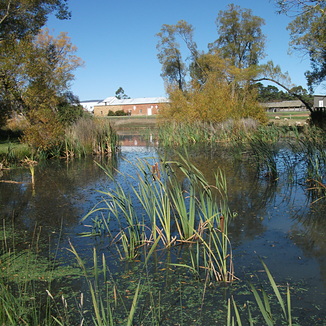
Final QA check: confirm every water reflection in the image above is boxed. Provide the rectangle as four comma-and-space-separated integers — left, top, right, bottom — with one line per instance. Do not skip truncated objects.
118, 133, 158, 147
0, 142, 325, 324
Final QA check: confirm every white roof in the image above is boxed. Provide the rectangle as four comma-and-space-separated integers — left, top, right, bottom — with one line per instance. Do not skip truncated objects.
80, 100, 103, 103
98, 97, 168, 106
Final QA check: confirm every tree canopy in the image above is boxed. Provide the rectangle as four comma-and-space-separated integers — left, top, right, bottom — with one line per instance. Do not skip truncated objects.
0, 0, 70, 41
115, 87, 130, 99
0, 29, 83, 149
276, 0, 326, 91
0, 0, 86, 151
209, 4, 266, 69
156, 4, 268, 123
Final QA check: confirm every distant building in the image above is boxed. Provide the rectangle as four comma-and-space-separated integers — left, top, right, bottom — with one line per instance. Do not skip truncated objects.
314, 95, 326, 108
93, 97, 169, 116
80, 100, 103, 113
261, 100, 307, 112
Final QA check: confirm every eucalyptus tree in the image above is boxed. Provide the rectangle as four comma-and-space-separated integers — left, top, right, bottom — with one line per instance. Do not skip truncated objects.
115, 87, 130, 99
209, 3, 266, 69
156, 24, 186, 91
275, 0, 326, 91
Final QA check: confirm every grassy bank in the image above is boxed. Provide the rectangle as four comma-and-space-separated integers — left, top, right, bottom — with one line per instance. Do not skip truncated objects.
266, 111, 310, 126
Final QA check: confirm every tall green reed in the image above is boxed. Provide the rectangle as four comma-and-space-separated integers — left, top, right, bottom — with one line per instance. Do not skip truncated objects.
64, 117, 118, 158
68, 228, 162, 326
82, 153, 236, 282
227, 261, 293, 326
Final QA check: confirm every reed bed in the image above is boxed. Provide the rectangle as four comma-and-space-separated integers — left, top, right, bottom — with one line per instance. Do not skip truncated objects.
0, 153, 298, 325
82, 153, 236, 283
64, 242, 294, 325
64, 117, 119, 158
157, 122, 326, 200
157, 119, 260, 147
0, 116, 119, 167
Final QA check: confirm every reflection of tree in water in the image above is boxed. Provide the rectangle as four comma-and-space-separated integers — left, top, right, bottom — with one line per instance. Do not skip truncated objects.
0, 156, 118, 235
167, 149, 279, 243
228, 177, 278, 244
289, 198, 326, 288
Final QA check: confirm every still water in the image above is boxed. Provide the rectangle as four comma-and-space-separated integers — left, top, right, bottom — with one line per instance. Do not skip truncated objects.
0, 139, 325, 324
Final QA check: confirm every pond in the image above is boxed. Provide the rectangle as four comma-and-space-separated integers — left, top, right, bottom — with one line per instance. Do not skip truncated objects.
0, 137, 325, 325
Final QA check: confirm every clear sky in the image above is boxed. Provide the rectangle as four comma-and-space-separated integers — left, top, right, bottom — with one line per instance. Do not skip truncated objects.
45, 0, 319, 101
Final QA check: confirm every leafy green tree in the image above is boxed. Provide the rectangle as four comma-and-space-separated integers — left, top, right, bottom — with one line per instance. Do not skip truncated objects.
209, 3, 266, 69
256, 83, 282, 102
256, 83, 312, 104
0, 0, 72, 134
156, 23, 188, 91
0, 0, 70, 41
0, 30, 82, 115
276, 0, 326, 91
57, 92, 84, 126
115, 87, 130, 99
0, 29, 83, 150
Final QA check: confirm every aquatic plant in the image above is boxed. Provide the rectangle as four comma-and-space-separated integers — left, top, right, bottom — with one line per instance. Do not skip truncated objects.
81, 153, 236, 283
65, 240, 294, 326
64, 116, 119, 158
0, 222, 80, 325
157, 119, 260, 147
227, 261, 293, 326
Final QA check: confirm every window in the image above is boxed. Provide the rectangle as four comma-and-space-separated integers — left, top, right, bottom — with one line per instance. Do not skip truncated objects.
139, 109, 142, 113
319, 100, 324, 107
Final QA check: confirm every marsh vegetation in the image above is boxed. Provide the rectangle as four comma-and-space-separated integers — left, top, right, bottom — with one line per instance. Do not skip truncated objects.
0, 122, 325, 325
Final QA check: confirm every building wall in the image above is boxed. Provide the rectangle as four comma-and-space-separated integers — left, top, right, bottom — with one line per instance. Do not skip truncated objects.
261, 100, 307, 112
314, 95, 326, 108
94, 102, 164, 116
80, 100, 102, 113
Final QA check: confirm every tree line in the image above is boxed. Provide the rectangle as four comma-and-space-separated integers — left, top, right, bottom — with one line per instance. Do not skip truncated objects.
0, 0, 325, 149
156, 1, 325, 123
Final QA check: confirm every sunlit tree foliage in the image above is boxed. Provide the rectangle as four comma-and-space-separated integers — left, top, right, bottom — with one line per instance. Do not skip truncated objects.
276, 0, 326, 91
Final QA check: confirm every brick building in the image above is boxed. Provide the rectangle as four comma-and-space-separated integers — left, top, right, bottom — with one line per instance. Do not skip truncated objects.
93, 97, 169, 116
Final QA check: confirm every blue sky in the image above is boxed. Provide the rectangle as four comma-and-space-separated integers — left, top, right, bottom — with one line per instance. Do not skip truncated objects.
46, 0, 317, 101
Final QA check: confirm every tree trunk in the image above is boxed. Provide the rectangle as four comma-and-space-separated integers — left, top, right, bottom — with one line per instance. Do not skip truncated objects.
253, 77, 326, 129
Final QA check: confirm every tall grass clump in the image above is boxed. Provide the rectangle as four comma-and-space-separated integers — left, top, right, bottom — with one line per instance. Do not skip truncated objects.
67, 241, 163, 326
82, 153, 236, 283
299, 126, 326, 181
64, 116, 118, 158
157, 119, 259, 147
